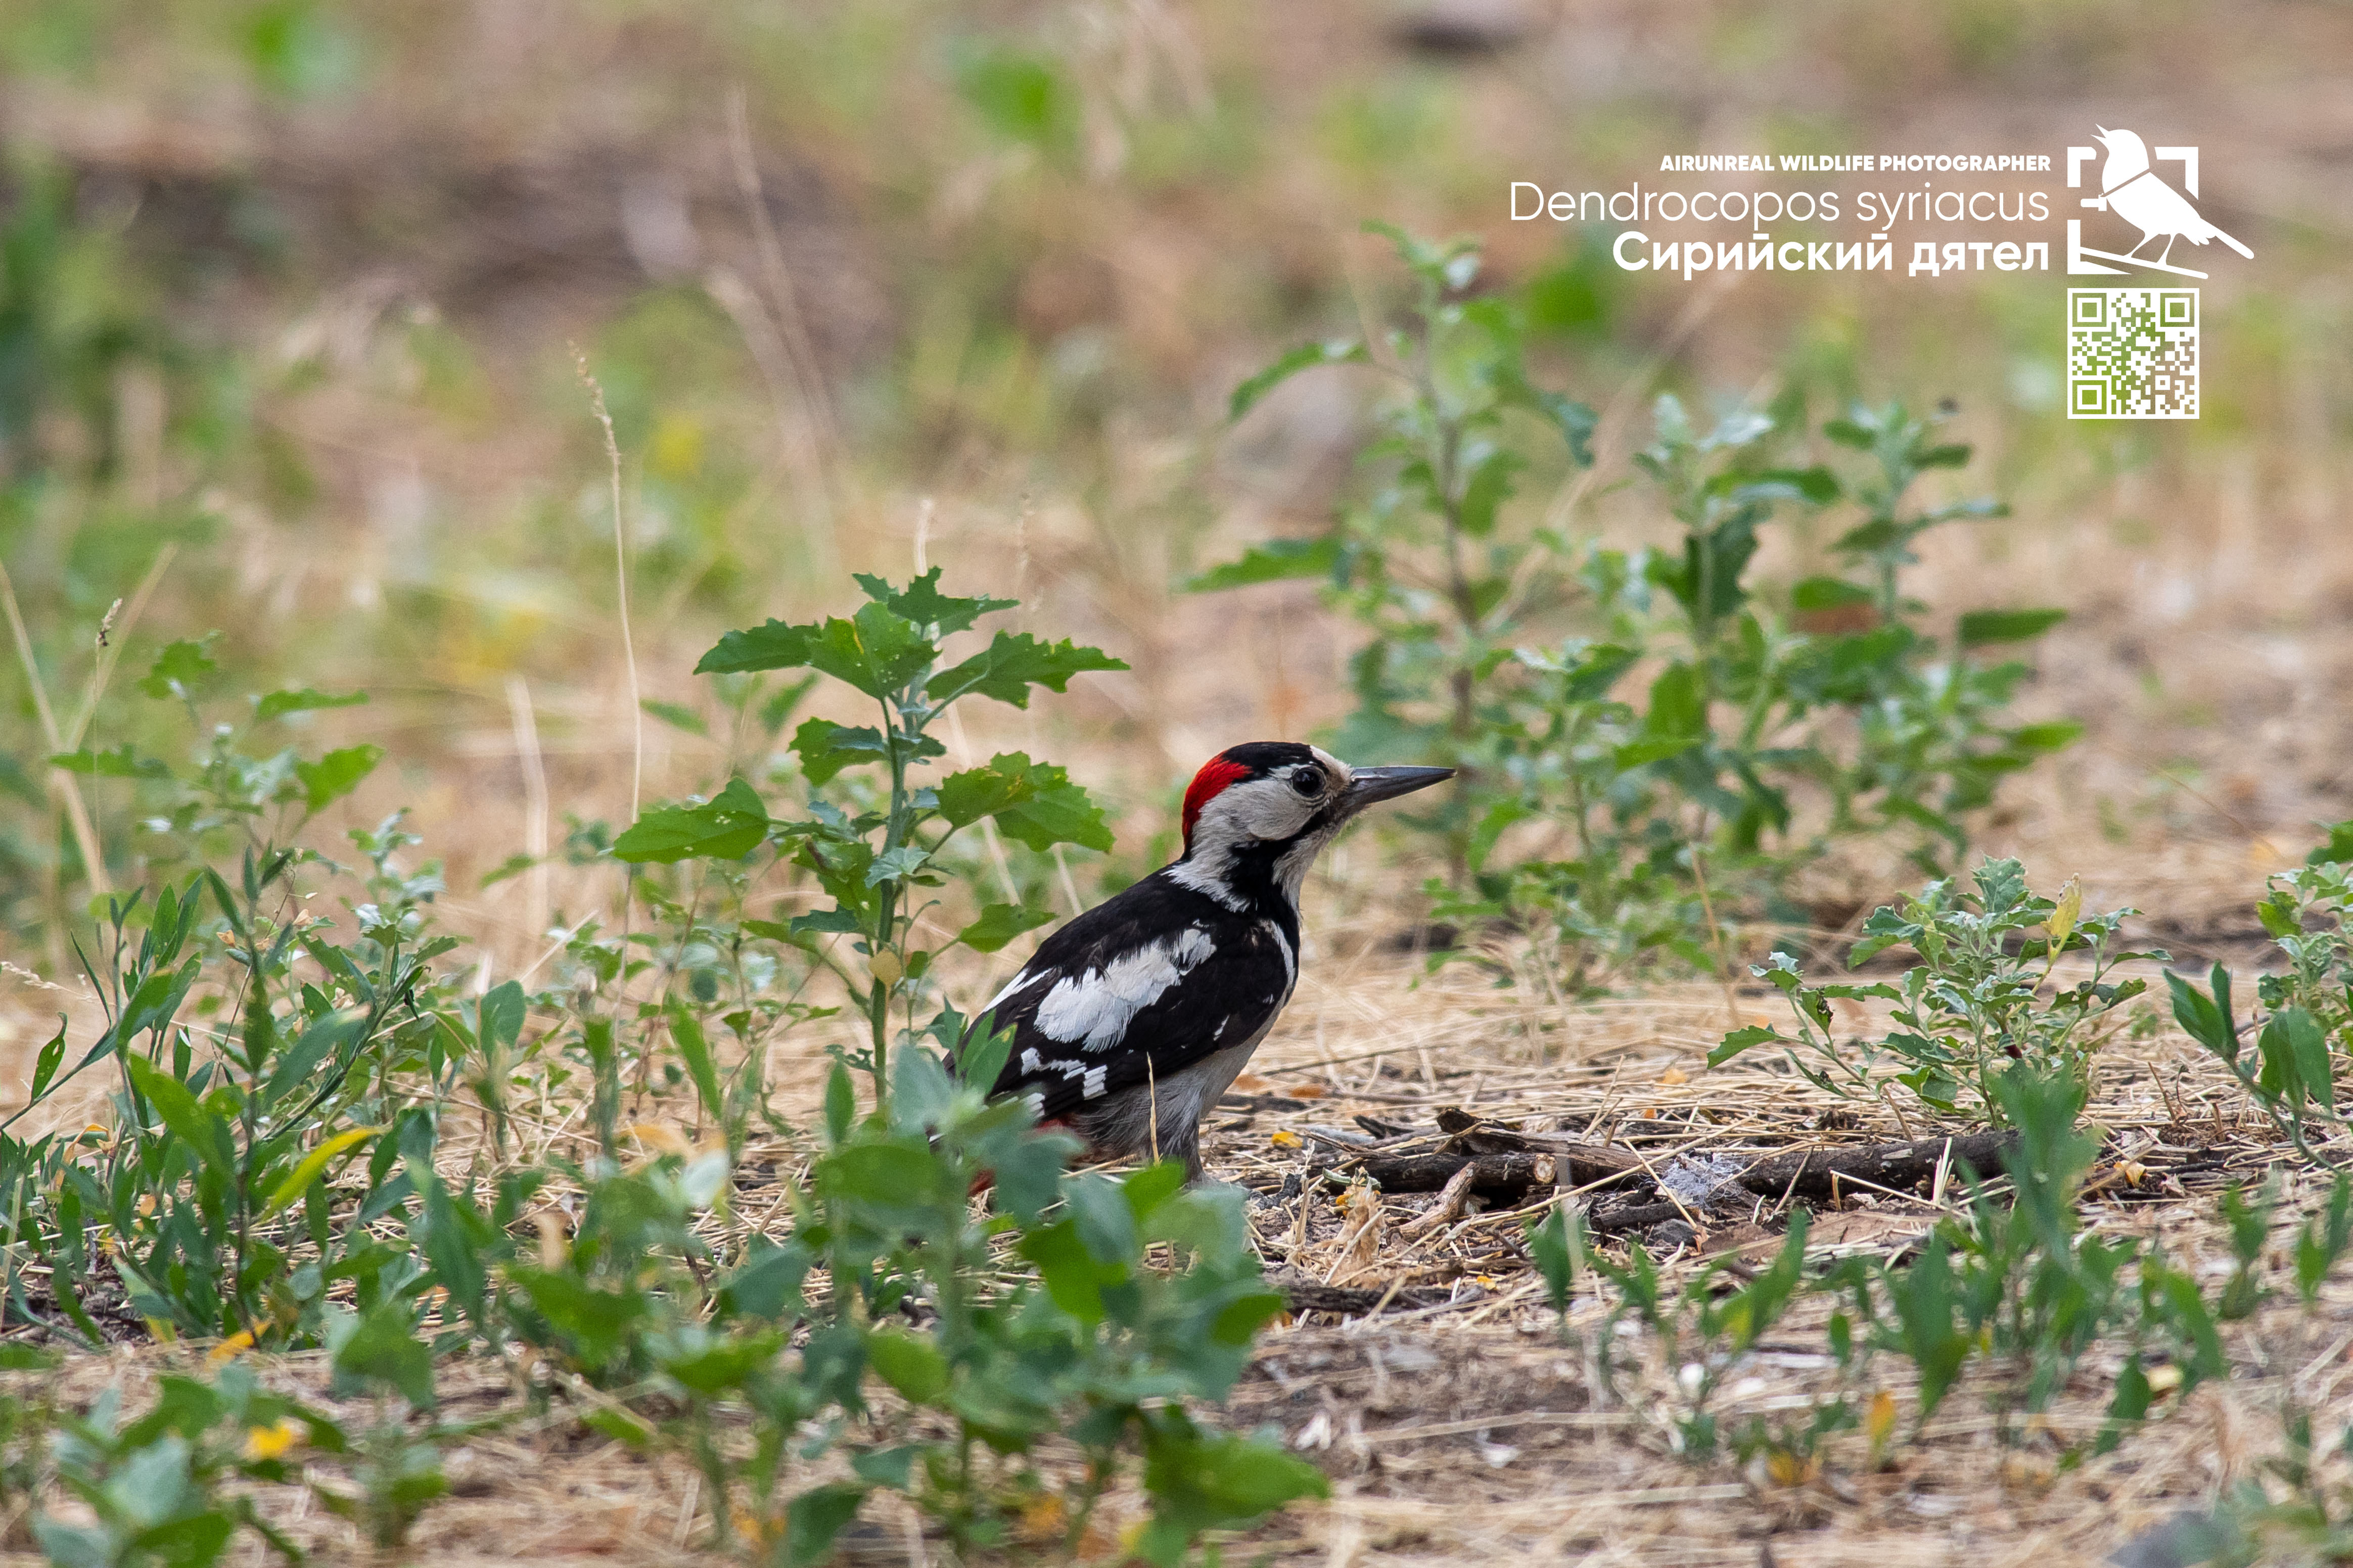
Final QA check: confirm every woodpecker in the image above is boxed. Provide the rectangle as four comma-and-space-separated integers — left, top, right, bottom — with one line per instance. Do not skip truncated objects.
959, 742, 1452, 1180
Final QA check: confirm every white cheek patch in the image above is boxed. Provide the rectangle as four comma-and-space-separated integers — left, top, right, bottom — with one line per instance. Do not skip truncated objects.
1034, 926, 1217, 1052
1225, 778, 1320, 840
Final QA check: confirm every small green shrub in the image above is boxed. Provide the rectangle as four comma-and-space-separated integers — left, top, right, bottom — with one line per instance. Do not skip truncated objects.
2169, 821, 2353, 1163
1197, 225, 2077, 990
35, 1366, 330, 1567
616, 567, 1125, 1109
1711, 857, 2157, 1120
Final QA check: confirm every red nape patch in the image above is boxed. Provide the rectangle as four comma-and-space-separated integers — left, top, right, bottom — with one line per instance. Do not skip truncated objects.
1181, 754, 1253, 845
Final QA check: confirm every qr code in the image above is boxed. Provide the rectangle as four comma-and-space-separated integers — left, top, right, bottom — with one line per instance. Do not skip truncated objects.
2067, 289, 2197, 419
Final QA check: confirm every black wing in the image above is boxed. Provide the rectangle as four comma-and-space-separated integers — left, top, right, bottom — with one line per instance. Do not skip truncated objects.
962, 870, 1293, 1122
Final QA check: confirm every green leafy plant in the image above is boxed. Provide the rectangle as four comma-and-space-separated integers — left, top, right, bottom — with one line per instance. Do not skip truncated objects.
35, 1367, 333, 1567
2167, 821, 2353, 1164
1198, 227, 2077, 992
1712, 858, 2159, 1119
1587, 1213, 1814, 1458
616, 568, 1124, 1108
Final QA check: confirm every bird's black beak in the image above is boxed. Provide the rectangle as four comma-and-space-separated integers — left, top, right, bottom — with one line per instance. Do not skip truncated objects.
1337, 765, 1455, 818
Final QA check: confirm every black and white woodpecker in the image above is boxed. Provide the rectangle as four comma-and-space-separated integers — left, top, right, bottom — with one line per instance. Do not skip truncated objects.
959, 742, 1452, 1180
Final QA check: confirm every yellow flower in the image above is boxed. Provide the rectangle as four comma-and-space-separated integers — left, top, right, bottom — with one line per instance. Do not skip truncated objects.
627, 1122, 689, 1156
1268, 1130, 1303, 1150
243, 1419, 301, 1461
1864, 1389, 1898, 1466
2045, 876, 2083, 947
206, 1329, 255, 1366
1018, 1493, 1068, 1542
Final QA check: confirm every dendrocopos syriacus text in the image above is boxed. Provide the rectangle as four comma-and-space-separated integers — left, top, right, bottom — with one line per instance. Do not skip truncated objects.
958, 742, 1451, 1179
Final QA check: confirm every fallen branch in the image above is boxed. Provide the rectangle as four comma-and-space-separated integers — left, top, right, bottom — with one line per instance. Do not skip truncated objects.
1733, 1131, 2015, 1201
1584, 1200, 1697, 1235
1353, 1152, 1558, 1200
1266, 1267, 1449, 1316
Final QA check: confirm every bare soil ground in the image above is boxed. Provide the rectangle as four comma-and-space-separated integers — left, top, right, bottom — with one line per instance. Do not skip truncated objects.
8, 891, 2341, 1566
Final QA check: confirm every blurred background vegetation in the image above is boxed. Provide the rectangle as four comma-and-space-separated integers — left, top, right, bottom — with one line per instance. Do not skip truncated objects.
2, 0, 2348, 978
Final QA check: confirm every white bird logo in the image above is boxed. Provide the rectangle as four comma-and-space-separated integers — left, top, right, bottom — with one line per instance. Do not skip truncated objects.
2085, 127, 2252, 269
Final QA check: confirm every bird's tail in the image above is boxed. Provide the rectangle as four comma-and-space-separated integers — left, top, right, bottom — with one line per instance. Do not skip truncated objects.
2214, 226, 2254, 258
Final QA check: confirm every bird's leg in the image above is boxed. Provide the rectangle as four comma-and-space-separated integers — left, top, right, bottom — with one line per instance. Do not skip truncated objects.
2157, 232, 2177, 267
2122, 232, 2154, 259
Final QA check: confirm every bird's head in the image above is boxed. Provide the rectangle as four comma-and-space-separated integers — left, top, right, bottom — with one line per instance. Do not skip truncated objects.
2094, 126, 2150, 171
1175, 742, 1452, 906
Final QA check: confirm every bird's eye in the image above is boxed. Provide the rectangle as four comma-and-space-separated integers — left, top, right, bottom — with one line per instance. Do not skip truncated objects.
1290, 766, 1325, 799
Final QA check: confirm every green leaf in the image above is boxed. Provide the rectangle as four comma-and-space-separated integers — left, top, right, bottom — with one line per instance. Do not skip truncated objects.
865, 1328, 951, 1403
936, 753, 1113, 852
1790, 576, 1874, 612
1018, 1219, 1125, 1323
640, 698, 708, 737
27, 1016, 65, 1103
329, 1303, 436, 1409
2283, 1006, 2334, 1114
263, 1125, 384, 1215
294, 744, 383, 811
2009, 721, 2083, 753
1182, 535, 1341, 593
612, 778, 771, 863
794, 604, 938, 699
1957, 607, 2067, 647
1759, 465, 1840, 504
2166, 970, 2238, 1063
47, 744, 169, 779
852, 567, 1014, 636
783, 1483, 868, 1568
1456, 448, 1524, 538
863, 845, 932, 887
1526, 1206, 1576, 1317
929, 632, 1126, 709
1706, 1024, 1782, 1068
716, 1240, 811, 1321
255, 687, 367, 723
788, 720, 881, 787
955, 45, 1076, 152
124, 1055, 234, 1177
1137, 1416, 1329, 1562
955, 902, 1055, 954
670, 1007, 726, 1127
695, 618, 817, 676
480, 981, 525, 1053
824, 1062, 855, 1146
136, 636, 219, 700
1229, 338, 1367, 420
478, 852, 538, 889
1643, 661, 1708, 742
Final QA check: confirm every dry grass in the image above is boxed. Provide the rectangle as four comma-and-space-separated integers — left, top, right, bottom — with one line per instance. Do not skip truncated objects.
9, 893, 2347, 1564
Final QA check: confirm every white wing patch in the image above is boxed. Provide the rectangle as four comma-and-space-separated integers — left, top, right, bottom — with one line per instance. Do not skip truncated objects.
1261, 919, 1296, 989
985, 968, 1051, 1014
1034, 926, 1216, 1052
